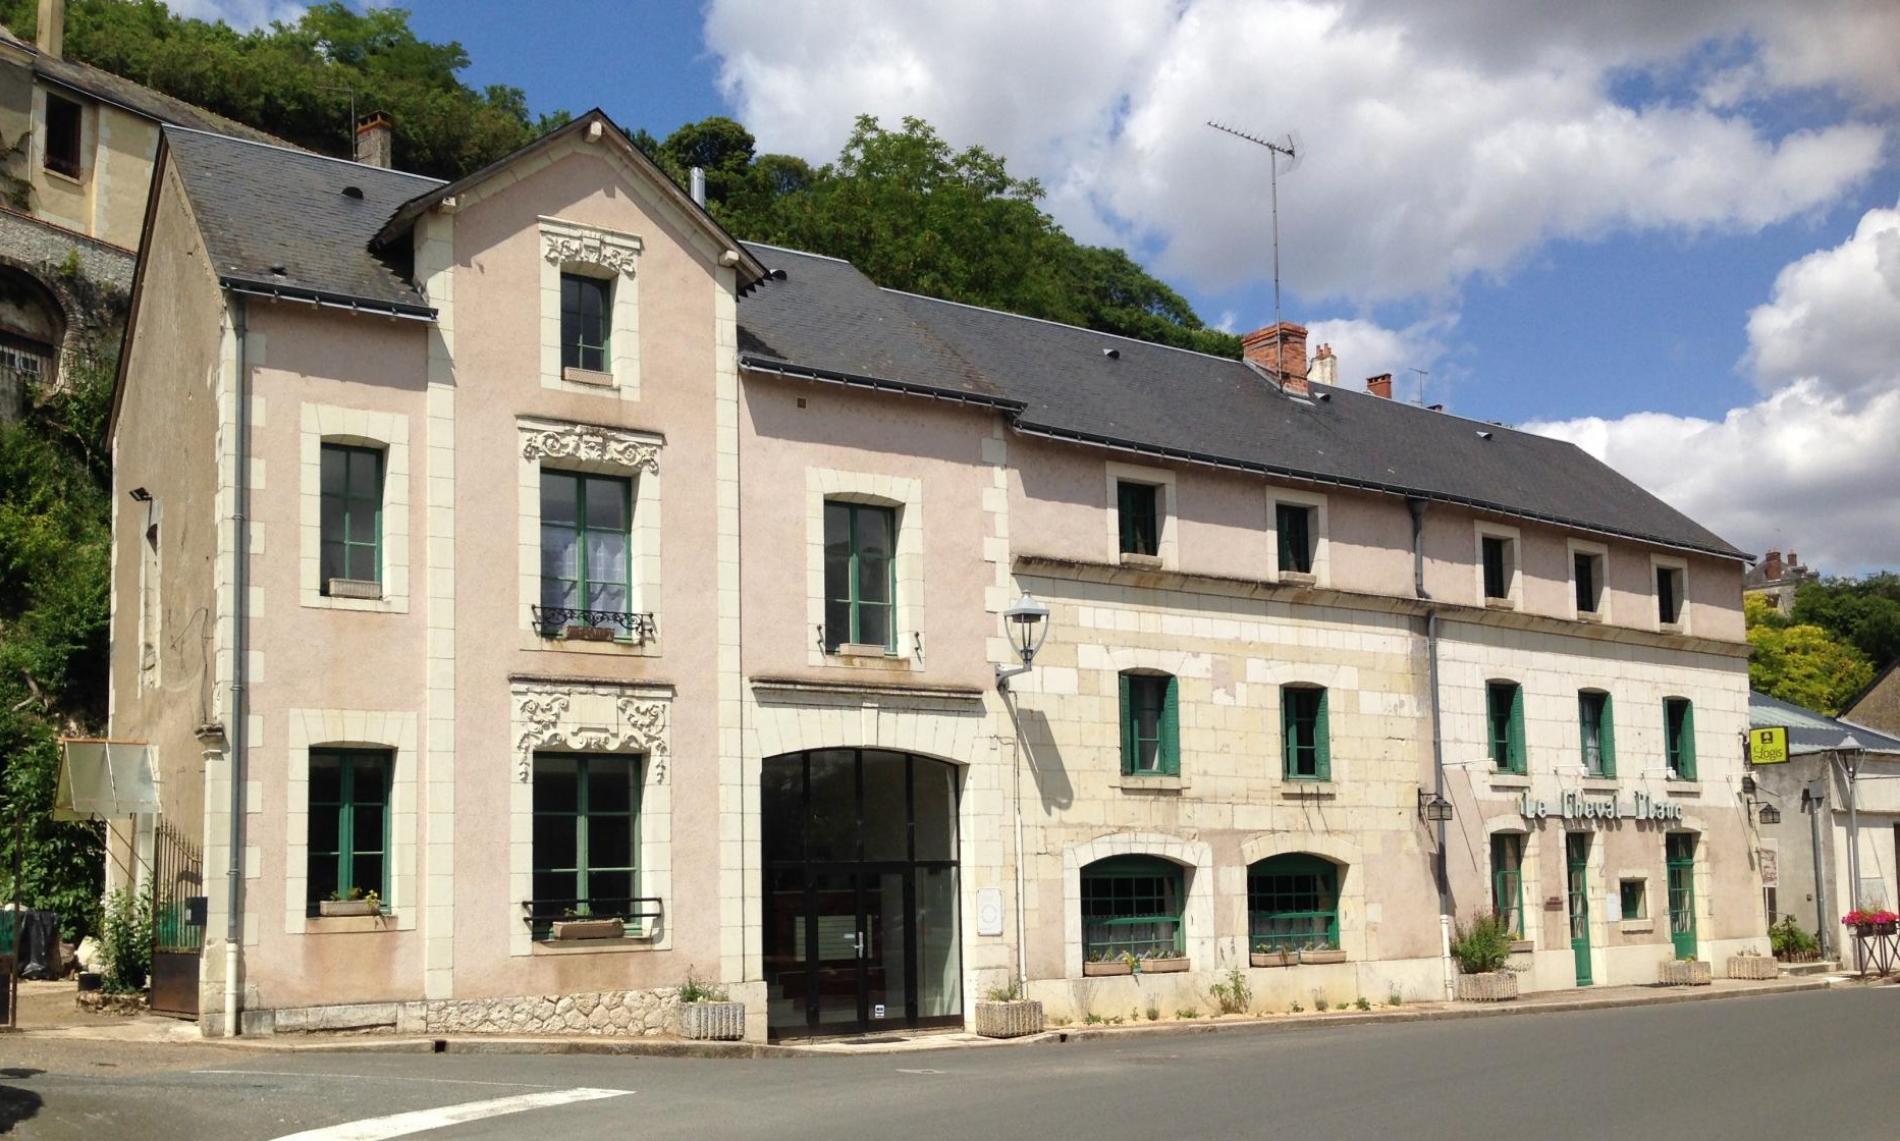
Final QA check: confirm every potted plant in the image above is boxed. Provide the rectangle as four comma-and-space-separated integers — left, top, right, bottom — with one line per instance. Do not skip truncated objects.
318, 887, 382, 918
1298, 940, 1347, 965
1451, 913, 1518, 1001
1726, 948, 1778, 980
551, 907, 625, 941
1659, 952, 1712, 986
1083, 950, 1136, 976
1137, 946, 1190, 973
1769, 916, 1821, 962
1842, 908, 1900, 937
973, 976, 1045, 1038
1250, 943, 1296, 968
675, 967, 745, 1040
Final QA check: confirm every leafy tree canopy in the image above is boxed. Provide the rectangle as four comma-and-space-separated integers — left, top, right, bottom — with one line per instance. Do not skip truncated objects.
1746, 594, 1875, 715
1790, 575, 1900, 671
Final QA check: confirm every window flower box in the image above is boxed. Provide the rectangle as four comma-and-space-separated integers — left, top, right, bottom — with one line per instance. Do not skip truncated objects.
1842, 908, 1899, 937
317, 899, 380, 918
1658, 959, 1712, 986
551, 917, 624, 942
1138, 955, 1190, 973
678, 1000, 745, 1041
1456, 971, 1518, 1002
1083, 959, 1133, 977
1726, 954, 1778, 981
1298, 948, 1346, 965
563, 625, 616, 642
1250, 948, 1296, 969
973, 999, 1045, 1038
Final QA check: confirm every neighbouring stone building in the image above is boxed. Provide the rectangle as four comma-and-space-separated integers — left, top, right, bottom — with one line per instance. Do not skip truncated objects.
98, 107, 1765, 1042
1842, 662, 1900, 741
1741, 547, 1818, 616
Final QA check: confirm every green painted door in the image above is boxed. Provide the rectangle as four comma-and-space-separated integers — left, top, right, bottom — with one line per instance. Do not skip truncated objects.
1667, 833, 1698, 959
1567, 833, 1593, 986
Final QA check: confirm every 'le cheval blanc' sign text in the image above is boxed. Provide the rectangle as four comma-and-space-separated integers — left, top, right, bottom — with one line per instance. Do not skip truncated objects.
1518, 789, 1683, 822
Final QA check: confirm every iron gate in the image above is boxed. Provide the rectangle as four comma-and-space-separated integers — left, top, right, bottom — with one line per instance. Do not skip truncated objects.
150, 820, 204, 1017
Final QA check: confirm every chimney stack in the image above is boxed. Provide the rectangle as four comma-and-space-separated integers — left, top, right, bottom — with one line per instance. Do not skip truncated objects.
354, 112, 393, 169
1241, 321, 1309, 396
690, 166, 707, 206
37, 0, 64, 58
1787, 550, 1799, 572
1762, 549, 1783, 581
1309, 343, 1337, 386
1365, 373, 1392, 399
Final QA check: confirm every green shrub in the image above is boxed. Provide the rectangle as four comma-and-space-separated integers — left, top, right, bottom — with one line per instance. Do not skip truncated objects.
677, 965, 728, 1004
1769, 916, 1820, 959
99, 888, 151, 993
1313, 995, 1329, 1012
983, 976, 1024, 1002
1208, 966, 1251, 1014
1450, 912, 1514, 974
1354, 996, 1371, 1011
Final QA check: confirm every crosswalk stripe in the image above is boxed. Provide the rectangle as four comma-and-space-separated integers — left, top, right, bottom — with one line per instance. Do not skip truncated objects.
267, 1087, 632, 1141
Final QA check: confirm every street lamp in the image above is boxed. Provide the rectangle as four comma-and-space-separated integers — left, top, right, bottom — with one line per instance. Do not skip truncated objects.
995, 593, 1051, 687
1417, 789, 1454, 823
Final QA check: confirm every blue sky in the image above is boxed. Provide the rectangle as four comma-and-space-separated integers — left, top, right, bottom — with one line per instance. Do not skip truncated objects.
219, 0, 1900, 568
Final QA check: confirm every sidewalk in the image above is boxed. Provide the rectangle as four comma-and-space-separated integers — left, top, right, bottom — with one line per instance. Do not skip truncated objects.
4, 973, 1857, 1058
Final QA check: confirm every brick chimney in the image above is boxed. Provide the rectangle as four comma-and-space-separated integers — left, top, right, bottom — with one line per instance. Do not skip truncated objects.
355, 112, 393, 168
37, 0, 64, 58
1761, 549, 1783, 581
1309, 343, 1337, 386
1365, 373, 1392, 399
1786, 550, 1800, 573
1241, 321, 1308, 396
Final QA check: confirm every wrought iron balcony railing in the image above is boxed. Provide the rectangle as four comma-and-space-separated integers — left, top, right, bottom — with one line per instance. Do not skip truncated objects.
519, 896, 664, 940
530, 605, 656, 643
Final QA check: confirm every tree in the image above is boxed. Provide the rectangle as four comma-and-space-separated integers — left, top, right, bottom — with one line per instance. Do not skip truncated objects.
1746, 595, 1875, 715
1791, 576, 1900, 671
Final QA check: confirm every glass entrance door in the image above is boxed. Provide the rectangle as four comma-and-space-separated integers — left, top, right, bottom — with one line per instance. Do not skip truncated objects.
1567, 832, 1593, 987
1667, 833, 1698, 959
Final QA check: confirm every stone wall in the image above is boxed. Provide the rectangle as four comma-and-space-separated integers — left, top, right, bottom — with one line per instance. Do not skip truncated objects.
421, 987, 680, 1036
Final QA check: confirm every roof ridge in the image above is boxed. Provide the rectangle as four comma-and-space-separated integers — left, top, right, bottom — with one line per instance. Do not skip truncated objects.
743, 240, 854, 266
163, 123, 446, 185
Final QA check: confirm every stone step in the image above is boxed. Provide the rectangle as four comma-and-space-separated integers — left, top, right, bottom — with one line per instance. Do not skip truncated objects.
1778, 960, 1838, 976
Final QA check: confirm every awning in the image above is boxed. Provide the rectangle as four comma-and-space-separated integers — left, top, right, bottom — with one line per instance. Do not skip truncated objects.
55, 738, 159, 820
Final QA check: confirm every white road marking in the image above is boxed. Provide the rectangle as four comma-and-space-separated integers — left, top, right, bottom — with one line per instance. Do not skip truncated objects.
193, 1069, 555, 1089
266, 1087, 632, 1141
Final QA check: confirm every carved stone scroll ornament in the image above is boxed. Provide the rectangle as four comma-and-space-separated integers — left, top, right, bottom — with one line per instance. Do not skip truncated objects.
543, 230, 640, 277
515, 687, 670, 783
520, 424, 660, 473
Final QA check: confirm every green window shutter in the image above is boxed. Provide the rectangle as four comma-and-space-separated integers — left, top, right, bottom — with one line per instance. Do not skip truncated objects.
1600, 694, 1616, 777
1680, 701, 1697, 779
1314, 688, 1331, 780
1281, 692, 1296, 778
1119, 673, 1135, 776
1508, 684, 1526, 774
1160, 676, 1181, 776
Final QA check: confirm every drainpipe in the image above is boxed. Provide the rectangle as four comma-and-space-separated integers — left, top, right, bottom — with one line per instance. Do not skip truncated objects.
998, 683, 1030, 989
1410, 498, 1453, 999
1805, 776, 1830, 960
224, 295, 251, 1038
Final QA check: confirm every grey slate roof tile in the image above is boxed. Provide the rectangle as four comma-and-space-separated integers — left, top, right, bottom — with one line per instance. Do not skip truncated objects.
1750, 691, 1900, 755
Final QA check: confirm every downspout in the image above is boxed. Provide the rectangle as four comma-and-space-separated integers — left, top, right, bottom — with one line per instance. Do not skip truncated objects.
1410, 498, 1453, 999
224, 295, 250, 1038
997, 677, 1030, 990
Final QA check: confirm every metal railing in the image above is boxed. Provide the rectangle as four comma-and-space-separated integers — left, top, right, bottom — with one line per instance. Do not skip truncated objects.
519, 896, 664, 940
529, 605, 656, 643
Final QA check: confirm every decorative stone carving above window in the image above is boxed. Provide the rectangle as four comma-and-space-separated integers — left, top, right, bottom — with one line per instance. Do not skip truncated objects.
520, 422, 660, 473
512, 683, 671, 784
541, 219, 642, 277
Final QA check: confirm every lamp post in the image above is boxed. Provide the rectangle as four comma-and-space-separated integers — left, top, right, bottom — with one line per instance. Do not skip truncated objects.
995, 593, 1050, 992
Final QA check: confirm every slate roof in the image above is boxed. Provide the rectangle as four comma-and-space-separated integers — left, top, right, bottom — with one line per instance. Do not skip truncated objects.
738, 244, 1746, 560
163, 126, 442, 316
1749, 691, 1900, 756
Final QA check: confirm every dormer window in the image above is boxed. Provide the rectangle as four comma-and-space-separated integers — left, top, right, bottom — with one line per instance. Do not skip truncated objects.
560, 272, 612, 373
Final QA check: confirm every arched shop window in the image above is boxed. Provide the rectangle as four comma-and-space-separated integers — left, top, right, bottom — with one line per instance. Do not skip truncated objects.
1081, 856, 1185, 965
1247, 854, 1340, 954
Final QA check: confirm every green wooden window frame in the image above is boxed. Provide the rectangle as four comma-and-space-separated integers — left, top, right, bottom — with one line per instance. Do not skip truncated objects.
1491, 833, 1525, 937
1574, 550, 1601, 613
1482, 535, 1511, 599
1487, 681, 1526, 774
531, 753, 642, 936
320, 443, 383, 588
1578, 689, 1615, 777
1282, 685, 1330, 780
560, 272, 612, 372
1117, 480, 1159, 556
307, 748, 391, 913
1276, 502, 1314, 575
1080, 856, 1183, 961
823, 501, 897, 651
1247, 854, 1340, 952
540, 470, 633, 619
1656, 565, 1683, 625
1666, 832, 1697, 956
1664, 697, 1697, 780
1619, 878, 1647, 920
1119, 672, 1179, 776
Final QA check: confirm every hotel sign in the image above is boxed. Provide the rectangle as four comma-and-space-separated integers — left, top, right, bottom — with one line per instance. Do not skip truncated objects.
1749, 726, 1790, 765
1518, 789, 1683, 822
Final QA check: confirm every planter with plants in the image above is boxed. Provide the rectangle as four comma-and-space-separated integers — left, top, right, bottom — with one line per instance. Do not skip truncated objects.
318, 887, 382, 918
1769, 916, 1822, 962
1726, 950, 1778, 980
551, 911, 626, 941
1450, 913, 1518, 1002
1298, 943, 1346, 965
1250, 945, 1297, 968
1083, 951, 1135, 976
973, 977, 1045, 1038
1658, 955, 1712, 986
1842, 908, 1899, 937
1137, 948, 1190, 973
676, 968, 745, 1040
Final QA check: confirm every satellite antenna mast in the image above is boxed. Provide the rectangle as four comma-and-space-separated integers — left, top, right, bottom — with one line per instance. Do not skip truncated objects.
1208, 121, 1302, 338
1407, 367, 1430, 405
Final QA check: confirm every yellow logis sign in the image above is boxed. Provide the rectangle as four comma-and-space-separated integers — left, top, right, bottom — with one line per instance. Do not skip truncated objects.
1749, 726, 1790, 765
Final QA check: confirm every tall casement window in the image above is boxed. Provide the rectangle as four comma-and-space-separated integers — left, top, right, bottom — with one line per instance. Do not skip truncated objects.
530, 753, 641, 938
320, 443, 383, 592
307, 749, 391, 914
1490, 834, 1525, 937
1666, 832, 1698, 959
1080, 856, 1184, 963
1574, 549, 1604, 615
1119, 671, 1180, 776
1282, 685, 1330, 780
1247, 854, 1340, 953
1663, 697, 1697, 780
1117, 480, 1160, 557
43, 94, 82, 177
1656, 564, 1684, 625
1276, 502, 1315, 575
1481, 535, 1514, 601
1578, 689, 1616, 777
560, 272, 612, 373
823, 500, 896, 651
541, 470, 632, 619
1487, 680, 1526, 774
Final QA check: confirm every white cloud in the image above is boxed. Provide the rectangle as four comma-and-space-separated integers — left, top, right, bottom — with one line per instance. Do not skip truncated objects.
1306, 314, 1453, 400
704, 0, 1889, 304
1526, 201, 1900, 573
168, 0, 304, 29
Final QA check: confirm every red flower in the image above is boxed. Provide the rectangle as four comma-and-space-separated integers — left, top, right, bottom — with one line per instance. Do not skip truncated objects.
1841, 908, 1899, 926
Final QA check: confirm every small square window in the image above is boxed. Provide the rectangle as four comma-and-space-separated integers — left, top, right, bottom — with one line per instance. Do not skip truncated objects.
560, 273, 612, 373
1656, 565, 1684, 625
1482, 535, 1513, 600
1276, 502, 1315, 575
1117, 481, 1159, 557
44, 95, 82, 177
1574, 550, 1603, 614
1619, 878, 1647, 920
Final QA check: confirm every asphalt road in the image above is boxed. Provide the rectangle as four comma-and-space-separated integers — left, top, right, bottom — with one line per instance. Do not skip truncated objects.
4, 988, 1896, 1140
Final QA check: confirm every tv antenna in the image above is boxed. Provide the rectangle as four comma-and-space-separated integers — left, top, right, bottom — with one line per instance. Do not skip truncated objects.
1208, 121, 1302, 336
1407, 367, 1430, 405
